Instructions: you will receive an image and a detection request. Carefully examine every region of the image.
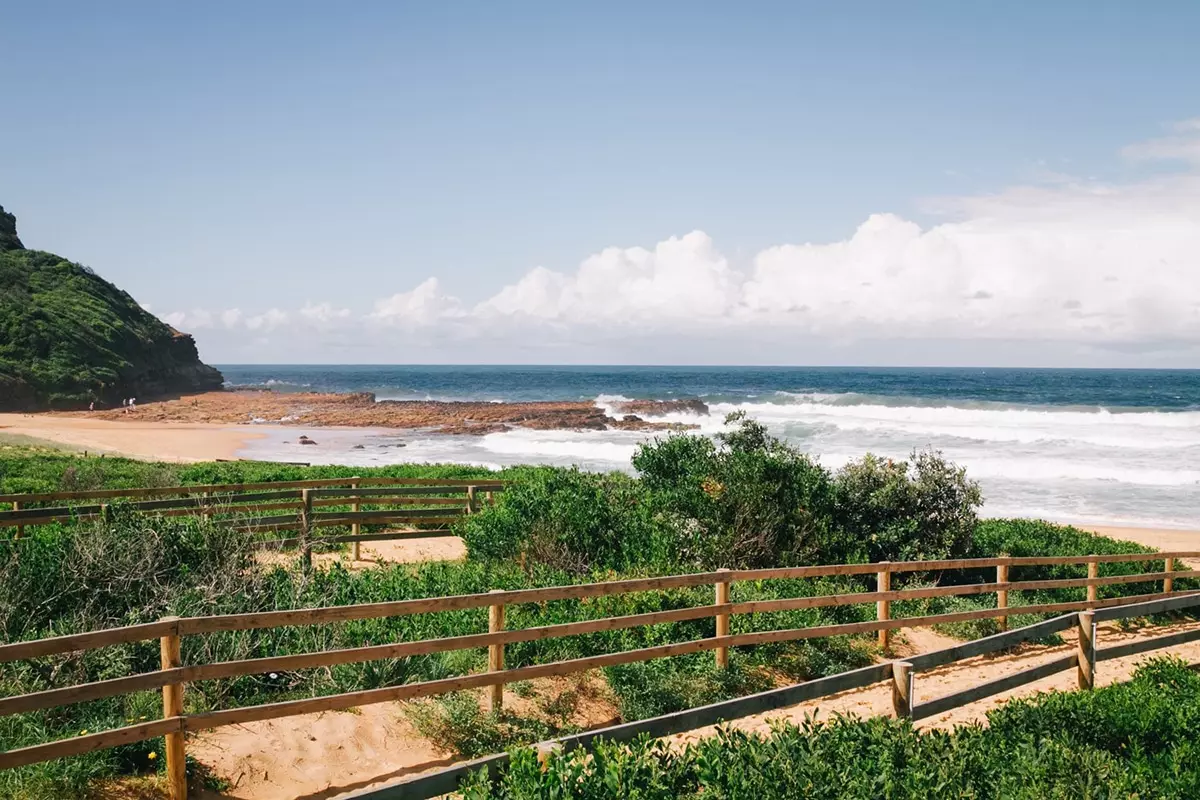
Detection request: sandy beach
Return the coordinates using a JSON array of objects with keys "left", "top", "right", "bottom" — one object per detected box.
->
[{"left": 0, "top": 413, "right": 264, "bottom": 462}]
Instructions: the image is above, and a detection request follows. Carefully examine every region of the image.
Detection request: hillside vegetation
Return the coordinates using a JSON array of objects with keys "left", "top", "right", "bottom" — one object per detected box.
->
[{"left": 0, "top": 205, "right": 222, "bottom": 410}]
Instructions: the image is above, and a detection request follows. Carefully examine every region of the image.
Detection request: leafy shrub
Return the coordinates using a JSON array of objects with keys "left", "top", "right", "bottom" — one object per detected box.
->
[
  {"left": 832, "top": 449, "right": 981, "bottom": 563},
  {"left": 633, "top": 413, "right": 837, "bottom": 569},
  {"left": 460, "top": 466, "right": 673, "bottom": 574}
]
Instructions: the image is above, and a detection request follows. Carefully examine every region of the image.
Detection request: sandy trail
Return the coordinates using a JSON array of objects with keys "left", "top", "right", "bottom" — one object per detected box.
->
[
  {"left": 0, "top": 413, "right": 262, "bottom": 462},
  {"left": 191, "top": 675, "right": 619, "bottom": 800},
  {"left": 254, "top": 536, "right": 469, "bottom": 571}
]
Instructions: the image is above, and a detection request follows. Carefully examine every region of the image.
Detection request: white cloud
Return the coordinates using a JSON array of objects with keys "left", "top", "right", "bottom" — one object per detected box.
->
[
  {"left": 1122, "top": 118, "right": 1200, "bottom": 165},
  {"left": 169, "top": 121, "right": 1200, "bottom": 363},
  {"left": 299, "top": 302, "right": 351, "bottom": 324},
  {"left": 476, "top": 231, "right": 743, "bottom": 325},
  {"left": 245, "top": 308, "right": 288, "bottom": 331},
  {"left": 370, "top": 278, "right": 463, "bottom": 326}
]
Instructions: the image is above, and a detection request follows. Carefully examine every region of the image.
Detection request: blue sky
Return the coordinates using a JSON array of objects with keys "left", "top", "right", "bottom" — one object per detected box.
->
[{"left": 3, "top": 1, "right": 1200, "bottom": 365}]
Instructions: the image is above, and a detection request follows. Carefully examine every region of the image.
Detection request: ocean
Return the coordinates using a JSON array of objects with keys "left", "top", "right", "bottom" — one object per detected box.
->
[{"left": 218, "top": 365, "right": 1200, "bottom": 530}]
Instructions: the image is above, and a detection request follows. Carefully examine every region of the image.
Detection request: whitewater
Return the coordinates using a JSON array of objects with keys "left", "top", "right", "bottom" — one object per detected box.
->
[{"left": 223, "top": 366, "right": 1200, "bottom": 530}]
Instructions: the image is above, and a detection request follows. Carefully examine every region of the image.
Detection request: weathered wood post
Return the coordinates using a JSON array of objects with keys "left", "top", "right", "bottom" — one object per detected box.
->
[
  {"left": 488, "top": 589, "right": 506, "bottom": 712},
  {"left": 877, "top": 563, "right": 891, "bottom": 651},
  {"left": 300, "top": 489, "right": 313, "bottom": 571},
  {"left": 1086, "top": 558, "right": 1099, "bottom": 605},
  {"left": 1164, "top": 556, "right": 1174, "bottom": 594},
  {"left": 486, "top": 490, "right": 494, "bottom": 507},
  {"left": 996, "top": 558, "right": 1010, "bottom": 632},
  {"left": 12, "top": 501, "right": 22, "bottom": 540},
  {"left": 1077, "top": 610, "right": 1095, "bottom": 690},
  {"left": 350, "top": 477, "right": 361, "bottom": 562},
  {"left": 714, "top": 568, "right": 732, "bottom": 668},
  {"left": 892, "top": 661, "right": 913, "bottom": 719},
  {"left": 159, "top": 617, "right": 187, "bottom": 799},
  {"left": 467, "top": 485, "right": 477, "bottom": 515}
]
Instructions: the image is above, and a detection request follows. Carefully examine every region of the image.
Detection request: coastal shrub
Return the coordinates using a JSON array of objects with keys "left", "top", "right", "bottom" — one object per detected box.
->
[
  {"left": 632, "top": 413, "right": 839, "bottom": 569},
  {"left": 831, "top": 449, "right": 982, "bottom": 564},
  {"left": 464, "top": 658, "right": 1200, "bottom": 799},
  {"left": 460, "top": 466, "right": 674, "bottom": 574}
]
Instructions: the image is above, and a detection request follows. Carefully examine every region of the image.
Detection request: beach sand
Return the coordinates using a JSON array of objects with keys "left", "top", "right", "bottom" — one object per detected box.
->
[{"left": 0, "top": 413, "right": 264, "bottom": 462}]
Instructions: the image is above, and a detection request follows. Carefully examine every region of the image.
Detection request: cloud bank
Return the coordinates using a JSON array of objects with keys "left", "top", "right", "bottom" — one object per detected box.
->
[{"left": 169, "top": 121, "right": 1200, "bottom": 364}]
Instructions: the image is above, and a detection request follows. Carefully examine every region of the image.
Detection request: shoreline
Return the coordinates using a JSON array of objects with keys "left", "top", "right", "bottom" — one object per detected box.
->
[{"left": 0, "top": 413, "right": 265, "bottom": 463}]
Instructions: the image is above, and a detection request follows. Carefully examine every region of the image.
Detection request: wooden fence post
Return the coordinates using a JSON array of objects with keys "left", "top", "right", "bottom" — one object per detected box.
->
[
  {"left": 159, "top": 617, "right": 187, "bottom": 800},
  {"left": 201, "top": 492, "right": 212, "bottom": 522},
  {"left": 892, "top": 661, "right": 913, "bottom": 719},
  {"left": 12, "top": 501, "right": 21, "bottom": 540},
  {"left": 1087, "top": 558, "right": 1098, "bottom": 605},
  {"left": 350, "top": 477, "right": 361, "bottom": 562},
  {"left": 1077, "top": 610, "right": 1095, "bottom": 690},
  {"left": 486, "top": 490, "right": 494, "bottom": 507},
  {"left": 466, "top": 485, "right": 477, "bottom": 515},
  {"left": 300, "top": 489, "right": 313, "bottom": 571},
  {"left": 1164, "top": 556, "right": 1174, "bottom": 594},
  {"left": 877, "top": 563, "right": 891, "bottom": 651},
  {"left": 714, "top": 568, "right": 731, "bottom": 669},
  {"left": 996, "top": 558, "right": 1009, "bottom": 632},
  {"left": 488, "top": 590, "right": 505, "bottom": 713}
]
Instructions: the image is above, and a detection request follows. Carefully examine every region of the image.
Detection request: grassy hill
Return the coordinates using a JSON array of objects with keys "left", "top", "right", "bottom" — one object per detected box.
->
[{"left": 0, "top": 205, "right": 223, "bottom": 410}]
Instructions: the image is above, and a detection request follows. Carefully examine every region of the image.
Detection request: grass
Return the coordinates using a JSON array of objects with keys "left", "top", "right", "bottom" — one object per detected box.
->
[{"left": 464, "top": 658, "right": 1200, "bottom": 799}]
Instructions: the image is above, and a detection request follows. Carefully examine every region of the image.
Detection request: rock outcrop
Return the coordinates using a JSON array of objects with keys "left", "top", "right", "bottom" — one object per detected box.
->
[{"left": 76, "top": 390, "right": 701, "bottom": 434}]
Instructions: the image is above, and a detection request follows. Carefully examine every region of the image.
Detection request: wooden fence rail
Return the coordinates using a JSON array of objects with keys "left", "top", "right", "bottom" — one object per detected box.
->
[
  {"left": 1, "top": 552, "right": 1198, "bottom": 797},
  {"left": 0, "top": 478, "right": 506, "bottom": 550},
  {"left": 348, "top": 590, "right": 1200, "bottom": 800}
]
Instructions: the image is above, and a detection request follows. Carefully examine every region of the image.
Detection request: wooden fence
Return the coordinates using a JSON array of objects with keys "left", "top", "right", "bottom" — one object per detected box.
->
[
  {"left": 0, "top": 477, "right": 505, "bottom": 561},
  {"left": 1, "top": 551, "right": 1198, "bottom": 799},
  {"left": 347, "top": 591, "right": 1200, "bottom": 800}
]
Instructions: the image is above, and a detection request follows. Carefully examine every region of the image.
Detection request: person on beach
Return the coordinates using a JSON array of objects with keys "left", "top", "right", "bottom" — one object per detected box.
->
[
  {"left": 89, "top": 401, "right": 94, "bottom": 412},
  {"left": 122, "top": 399, "right": 128, "bottom": 413},
  {"left": 130, "top": 397, "right": 136, "bottom": 410}
]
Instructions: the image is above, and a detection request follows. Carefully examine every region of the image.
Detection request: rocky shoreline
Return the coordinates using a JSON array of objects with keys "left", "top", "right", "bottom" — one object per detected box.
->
[{"left": 66, "top": 390, "right": 710, "bottom": 435}]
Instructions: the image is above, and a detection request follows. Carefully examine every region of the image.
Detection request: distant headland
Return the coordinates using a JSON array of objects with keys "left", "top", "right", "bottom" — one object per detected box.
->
[{"left": 0, "top": 205, "right": 223, "bottom": 411}]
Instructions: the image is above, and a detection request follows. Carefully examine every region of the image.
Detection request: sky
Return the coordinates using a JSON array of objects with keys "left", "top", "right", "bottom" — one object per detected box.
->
[{"left": 2, "top": 1, "right": 1200, "bottom": 367}]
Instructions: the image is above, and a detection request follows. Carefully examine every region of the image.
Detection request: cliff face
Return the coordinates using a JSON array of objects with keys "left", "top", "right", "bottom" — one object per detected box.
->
[{"left": 0, "top": 205, "right": 224, "bottom": 410}]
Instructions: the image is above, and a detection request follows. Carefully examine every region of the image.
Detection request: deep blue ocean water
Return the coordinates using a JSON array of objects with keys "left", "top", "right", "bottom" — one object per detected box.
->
[
  {"left": 217, "top": 365, "right": 1200, "bottom": 530},
  {"left": 218, "top": 365, "right": 1200, "bottom": 410}
]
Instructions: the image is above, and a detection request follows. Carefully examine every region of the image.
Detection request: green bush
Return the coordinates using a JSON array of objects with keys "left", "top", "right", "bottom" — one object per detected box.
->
[
  {"left": 466, "top": 658, "right": 1200, "bottom": 799},
  {"left": 460, "top": 466, "right": 673, "bottom": 574},
  {"left": 832, "top": 449, "right": 981, "bottom": 564},
  {"left": 633, "top": 413, "right": 838, "bottom": 570}
]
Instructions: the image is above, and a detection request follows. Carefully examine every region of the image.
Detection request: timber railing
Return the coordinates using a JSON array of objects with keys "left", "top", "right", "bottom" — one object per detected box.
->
[
  {"left": 351, "top": 590, "right": 1200, "bottom": 800},
  {"left": 1, "top": 552, "right": 1198, "bottom": 799},
  {"left": 0, "top": 477, "right": 505, "bottom": 560}
]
